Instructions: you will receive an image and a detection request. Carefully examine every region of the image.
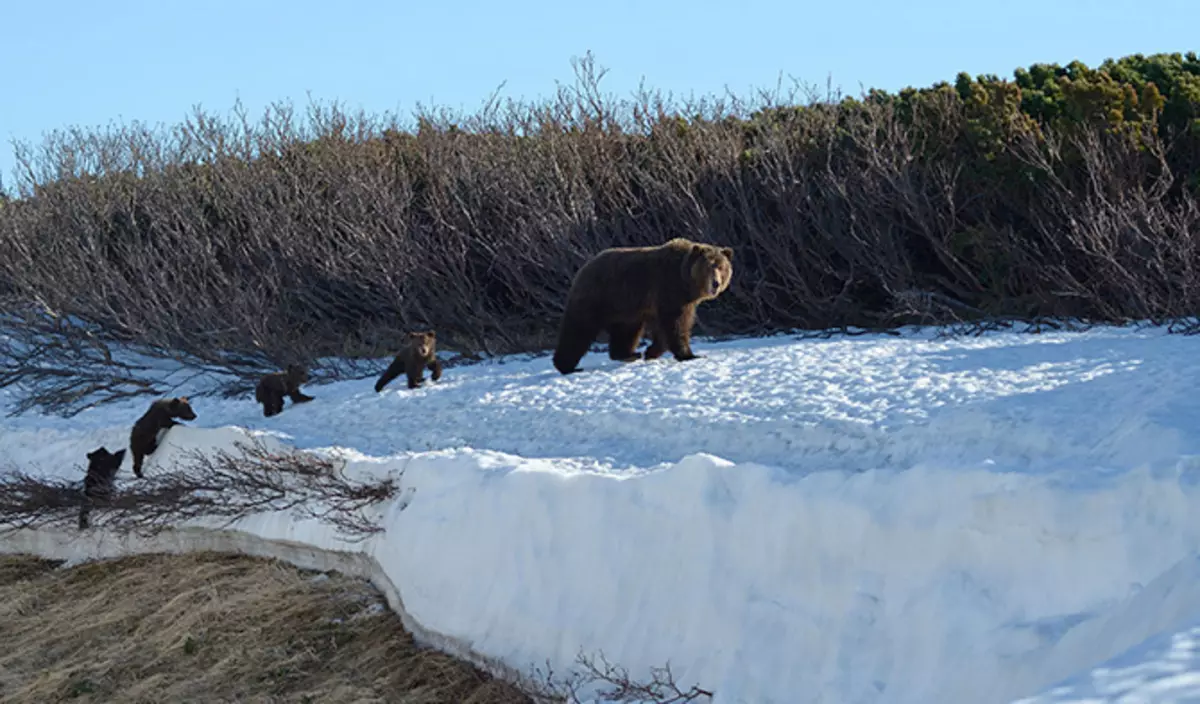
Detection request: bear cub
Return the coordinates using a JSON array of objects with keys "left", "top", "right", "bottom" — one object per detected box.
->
[
  {"left": 256, "top": 364, "right": 315, "bottom": 417},
  {"left": 78, "top": 446, "right": 126, "bottom": 530},
  {"left": 375, "top": 331, "right": 442, "bottom": 391},
  {"left": 552, "top": 237, "right": 734, "bottom": 375},
  {"left": 129, "top": 397, "right": 196, "bottom": 478}
]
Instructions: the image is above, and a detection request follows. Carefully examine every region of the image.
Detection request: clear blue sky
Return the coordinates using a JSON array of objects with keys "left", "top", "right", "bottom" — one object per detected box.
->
[{"left": 0, "top": 0, "right": 1193, "bottom": 189}]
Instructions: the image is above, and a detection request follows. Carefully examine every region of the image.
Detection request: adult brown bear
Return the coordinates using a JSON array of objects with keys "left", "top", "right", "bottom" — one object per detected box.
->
[{"left": 552, "top": 238, "right": 734, "bottom": 375}]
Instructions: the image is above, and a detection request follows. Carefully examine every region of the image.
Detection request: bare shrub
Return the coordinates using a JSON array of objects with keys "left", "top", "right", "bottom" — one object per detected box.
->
[
  {"left": 0, "top": 302, "right": 399, "bottom": 417},
  {"left": 526, "top": 650, "right": 714, "bottom": 703},
  {"left": 1007, "top": 124, "right": 1200, "bottom": 324},
  {"left": 0, "top": 54, "right": 1198, "bottom": 416},
  {"left": 0, "top": 438, "right": 400, "bottom": 541},
  {"left": 0, "top": 308, "right": 240, "bottom": 417}
]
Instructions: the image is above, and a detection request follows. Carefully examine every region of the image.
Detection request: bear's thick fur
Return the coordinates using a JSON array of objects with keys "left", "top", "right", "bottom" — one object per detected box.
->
[
  {"left": 375, "top": 331, "right": 442, "bottom": 391},
  {"left": 552, "top": 238, "right": 734, "bottom": 375},
  {"left": 129, "top": 397, "right": 196, "bottom": 478},
  {"left": 79, "top": 446, "right": 126, "bottom": 530},
  {"left": 255, "top": 364, "right": 314, "bottom": 417}
]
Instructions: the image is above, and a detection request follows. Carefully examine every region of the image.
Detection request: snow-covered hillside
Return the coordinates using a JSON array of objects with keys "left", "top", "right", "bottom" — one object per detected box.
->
[{"left": 4, "top": 326, "right": 1200, "bottom": 703}]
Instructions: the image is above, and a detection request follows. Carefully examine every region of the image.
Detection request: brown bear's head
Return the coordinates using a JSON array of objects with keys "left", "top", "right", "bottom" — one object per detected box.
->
[
  {"left": 686, "top": 244, "right": 734, "bottom": 301},
  {"left": 86, "top": 446, "right": 126, "bottom": 479},
  {"left": 406, "top": 331, "right": 437, "bottom": 358},
  {"left": 168, "top": 396, "right": 197, "bottom": 420},
  {"left": 285, "top": 364, "right": 309, "bottom": 385}
]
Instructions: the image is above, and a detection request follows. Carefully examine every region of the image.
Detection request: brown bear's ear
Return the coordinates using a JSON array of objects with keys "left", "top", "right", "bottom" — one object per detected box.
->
[
  {"left": 689, "top": 244, "right": 704, "bottom": 259},
  {"left": 178, "top": 396, "right": 189, "bottom": 403},
  {"left": 720, "top": 247, "right": 733, "bottom": 261}
]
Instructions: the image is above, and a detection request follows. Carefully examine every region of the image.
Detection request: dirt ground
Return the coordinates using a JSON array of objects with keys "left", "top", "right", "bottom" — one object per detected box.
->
[{"left": 0, "top": 551, "right": 533, "bottom": 703}]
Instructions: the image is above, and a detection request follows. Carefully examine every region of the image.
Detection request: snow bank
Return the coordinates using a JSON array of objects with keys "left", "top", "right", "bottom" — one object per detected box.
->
[
  {"left": 5, "top": 327, "right": 1200, "bottom": 703},
  {"left": 1014, "top": 555, "right": 1200, "bottom": 703}
]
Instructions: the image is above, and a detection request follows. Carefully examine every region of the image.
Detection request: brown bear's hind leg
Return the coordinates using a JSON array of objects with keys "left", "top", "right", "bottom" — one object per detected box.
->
[
  {"left": 644, "top": 322, "right": 667, "bottom": 360},
  {"left": 607, "top": 321, "right": 645, "bottom": 362},
  {"left": 428, "top": 358, "right": 443, "bottom": 381},
  {"left": 375, "top": 357, "right": 405, "bottom": 393},
  {"left": 131, "top": 451, "right": 146, "bottom": 478},
  {"left": 263, "top": 394, "right": 284, "bottom": 417}
]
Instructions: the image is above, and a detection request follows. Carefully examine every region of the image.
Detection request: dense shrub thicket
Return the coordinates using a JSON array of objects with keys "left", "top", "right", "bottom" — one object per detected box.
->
[{"left": 2, "top": 52, "right": 1199, "bottom": 372}]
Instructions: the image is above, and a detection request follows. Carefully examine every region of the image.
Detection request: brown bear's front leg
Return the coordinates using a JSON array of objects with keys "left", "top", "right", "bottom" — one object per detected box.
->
[
  {"left": 289, "top": 388, "right": 314, "bottom": 404},
  {"left": 428, "top": 358, "right": 443, "bottom": 382},
  {"left": 660, "top": 305, "right": 700, "bottom": 362},
  {"left": 406, "top": 362, "right": 425, "bottom": 389},
  {"left": 553, "top": 308, "right": 602, "bottom": 375},
  {"left": 607, "top": 322, "right": 645, "bottom": 362}
]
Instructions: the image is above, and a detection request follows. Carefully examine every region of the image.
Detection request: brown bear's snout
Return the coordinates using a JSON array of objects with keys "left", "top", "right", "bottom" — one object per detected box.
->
[{"left": 710, "top": 275, "right": 722, "bottom": 295}]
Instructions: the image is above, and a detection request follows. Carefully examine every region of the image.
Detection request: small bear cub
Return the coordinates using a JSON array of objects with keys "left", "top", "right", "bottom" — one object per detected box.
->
[
  {"left": 129, "top": 396, "right": 196, "bottom": 478},
  {"left": 255, "top": 364, "right": 315, "bottom": 417},
  {"left": 78, "top": 446, "right": 126, "bottom": 530},
  {"left": 375, "top": 331, "right": 442, "bottom": 392}
]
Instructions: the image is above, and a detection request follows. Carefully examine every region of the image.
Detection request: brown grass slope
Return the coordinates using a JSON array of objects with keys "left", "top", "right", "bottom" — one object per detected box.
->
[{"left": 0, "top": 552, "right": 531, "bottom": 704}]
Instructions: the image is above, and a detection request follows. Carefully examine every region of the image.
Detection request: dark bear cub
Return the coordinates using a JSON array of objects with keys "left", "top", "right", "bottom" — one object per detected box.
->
[
  {"left": 78, "top": 446, "right": 126, "bottom": 530},
  {"left": 375, "top": 331, "right": 442, "bottom": 391},
  {"left": 255, "top": 363, "right": 315, "bottom": 417},
  {"left": 552, "top": 237, "right": 734, "bottom": 375},
  {"left": 129, "top": 396, "right": 196, "bottom": 478}
]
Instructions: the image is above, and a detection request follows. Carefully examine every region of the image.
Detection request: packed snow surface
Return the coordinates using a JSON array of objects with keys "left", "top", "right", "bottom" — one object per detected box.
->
[{"left": 5, "top": 326, "right": 1200, "bottom": 703}]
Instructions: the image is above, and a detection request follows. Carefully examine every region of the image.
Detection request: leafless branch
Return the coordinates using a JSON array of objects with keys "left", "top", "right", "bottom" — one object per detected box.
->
[
  {"left": 524, "top": 650, "right": 713, "bottom": 704},
  {"left": 0, "top": 438, "right": 401, "bottom": 542},
  {"left": 0, "top": 58, "right": 1196, "bottom": 408}
]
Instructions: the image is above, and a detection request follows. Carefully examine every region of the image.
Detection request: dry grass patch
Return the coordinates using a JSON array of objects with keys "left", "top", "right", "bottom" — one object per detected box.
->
[{"left": 0, "top": 551, "right": 532, "bottom": 704}]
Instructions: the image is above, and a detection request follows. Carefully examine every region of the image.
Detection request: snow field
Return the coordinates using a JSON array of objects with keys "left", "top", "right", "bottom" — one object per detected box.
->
[{"left": 3, "top": 326, "right": 1200, "bottom": 702}]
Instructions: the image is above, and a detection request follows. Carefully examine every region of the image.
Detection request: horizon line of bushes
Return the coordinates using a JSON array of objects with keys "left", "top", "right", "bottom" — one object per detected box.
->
[{"left": 0, "top": 50, "right": 1198, "bottom": 377}]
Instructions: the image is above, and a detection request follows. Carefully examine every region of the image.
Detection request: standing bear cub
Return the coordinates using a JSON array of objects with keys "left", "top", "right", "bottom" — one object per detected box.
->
[
  {"left": 552, "top": 237, "right": 734, "bottom": 375},
  {"left": 255, "top": 364, "right": 315, "bottom": 417},
  {"left": 78, "top": 446, "right": 126, "bottom": 530},
  {"left": 129, "top": 397, "right": 197, "bottom": 478},
  {"left": 375, "top": 331, "right": 442, "bottom": 391}
]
